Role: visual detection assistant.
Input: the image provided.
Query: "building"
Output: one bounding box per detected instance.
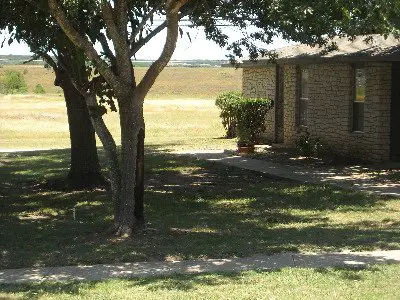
[242,35,400,162]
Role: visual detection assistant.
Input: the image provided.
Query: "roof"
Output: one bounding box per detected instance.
[242,34,400,67]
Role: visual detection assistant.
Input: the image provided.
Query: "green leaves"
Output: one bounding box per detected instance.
[0,71,28,94]
[235,96,273,146]
[215,91,273,144]
[215,91,242,138]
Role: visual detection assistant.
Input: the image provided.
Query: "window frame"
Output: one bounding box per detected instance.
[352,66,366,132]
[298,67,309,127]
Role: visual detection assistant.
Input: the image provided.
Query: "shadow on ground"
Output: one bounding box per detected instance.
[0,147,399,269]
[0,263,396,299]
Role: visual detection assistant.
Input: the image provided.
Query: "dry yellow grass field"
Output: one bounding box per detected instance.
[0,65,62,94]
[0,65,242,98]
[0,65,241,150]
[135,67,242,99]
[0,96,236,150]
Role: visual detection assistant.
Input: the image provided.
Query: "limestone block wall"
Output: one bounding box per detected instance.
[363,63,391,162]
[306,64,353,154]
[282,65,298,146]
[284,62,392,162]
[242,67,276,142]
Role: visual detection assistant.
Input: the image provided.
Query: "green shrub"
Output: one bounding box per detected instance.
[235,97,274,146]
[296,131,323,157]
[215,91,242,138]
[215,91,273,145]
[0,71,28,94]
[33,84,46,94]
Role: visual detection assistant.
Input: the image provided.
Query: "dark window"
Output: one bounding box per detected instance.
[353,68,365,132]
[299,68,308,126]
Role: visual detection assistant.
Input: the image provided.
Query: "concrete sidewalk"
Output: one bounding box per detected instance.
[0,250,399,284]
[175,150,400,197]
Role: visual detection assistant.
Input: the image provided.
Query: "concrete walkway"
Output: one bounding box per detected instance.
[175,150,400,197]
[0,250,399,284]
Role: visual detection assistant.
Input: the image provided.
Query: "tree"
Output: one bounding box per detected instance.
[0,1,104,188]
[241,0,399,52]
[40,0,197,236]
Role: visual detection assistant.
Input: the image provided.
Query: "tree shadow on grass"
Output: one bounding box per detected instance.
[0,281,98,300]
[0,147,399,269]
[0,271,258,299]
[0,265,387,298]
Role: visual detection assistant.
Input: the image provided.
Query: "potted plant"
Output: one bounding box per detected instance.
[236,137,256,154]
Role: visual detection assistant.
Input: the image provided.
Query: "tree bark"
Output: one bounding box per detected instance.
[115,96,145,235]
[56,69,104,188]
[84,92,121,221]
[134,127,145,227]
[83,91,145,236]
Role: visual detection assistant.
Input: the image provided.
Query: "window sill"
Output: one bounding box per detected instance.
[351,131,364,134]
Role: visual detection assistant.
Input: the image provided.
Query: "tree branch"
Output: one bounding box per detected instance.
[130,21,167,56]
[129,5,161,48]
[98,32,117,66]
[101,1,131,84]
[101,2,127,53]
[47,0,121,90]
[135,0,191,98]
[38,51,57,70]
[130,3,196,56]
[114,0,128,33]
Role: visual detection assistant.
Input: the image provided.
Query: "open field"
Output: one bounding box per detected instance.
[1,265,400,299]
[1,65,241,149]
[0,95,236,150]
[0,65,242,99]
[0,65,61,94]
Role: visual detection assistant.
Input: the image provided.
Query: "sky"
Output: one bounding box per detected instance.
[0,26,292,61]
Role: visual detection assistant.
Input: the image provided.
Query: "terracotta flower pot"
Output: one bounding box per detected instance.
[237,145,255,154]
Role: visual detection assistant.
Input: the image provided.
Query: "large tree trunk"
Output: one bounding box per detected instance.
[84,91,145,237]
[56,70,104,188]
[115,96,145,236]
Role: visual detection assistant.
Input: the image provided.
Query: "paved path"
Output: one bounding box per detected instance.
[1,250,399,284]
[175,150,400,197]
[3,148,399,196]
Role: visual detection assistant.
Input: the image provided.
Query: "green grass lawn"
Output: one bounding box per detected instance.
[1,265,400,299]
[1,148,399,269]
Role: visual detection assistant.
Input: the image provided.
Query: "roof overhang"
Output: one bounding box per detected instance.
[239,34,400,68]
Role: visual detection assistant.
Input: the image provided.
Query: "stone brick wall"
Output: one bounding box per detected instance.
[242,67,276,142]
[305,63,353,155]
[242,62,392,162]
[363,63,392,162]
[283,62,392,162]
[282,65,298,146]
